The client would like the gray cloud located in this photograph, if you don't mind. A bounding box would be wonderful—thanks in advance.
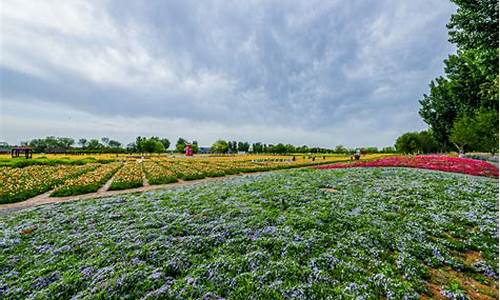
[0,0,456,147]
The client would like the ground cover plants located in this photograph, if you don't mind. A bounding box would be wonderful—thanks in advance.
[318,155,499,178]
[0,167,497,299]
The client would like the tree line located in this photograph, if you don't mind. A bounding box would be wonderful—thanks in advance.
[395,0,498,155]
[15,136,394,155]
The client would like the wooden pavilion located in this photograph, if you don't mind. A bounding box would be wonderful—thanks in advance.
[11,146,33,159]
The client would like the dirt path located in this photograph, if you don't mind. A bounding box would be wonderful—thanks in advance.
[0,170,279,214]
[98,174,115,193]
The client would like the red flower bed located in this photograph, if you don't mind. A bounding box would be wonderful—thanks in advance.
[317,155,499,178]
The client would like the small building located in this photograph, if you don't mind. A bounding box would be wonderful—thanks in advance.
[11,146,33,159]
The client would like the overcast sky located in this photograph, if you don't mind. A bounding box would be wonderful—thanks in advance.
[0,0,456,148]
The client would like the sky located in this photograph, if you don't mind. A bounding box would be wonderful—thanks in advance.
[0,0,456,148]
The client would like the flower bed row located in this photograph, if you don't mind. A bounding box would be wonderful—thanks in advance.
[317,155,499,178]
[143,161,177,184]
[51,162,123,197]
[109,161,144,190]
[0,164,97,204]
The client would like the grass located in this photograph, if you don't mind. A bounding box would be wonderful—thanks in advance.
[0,167,497,299]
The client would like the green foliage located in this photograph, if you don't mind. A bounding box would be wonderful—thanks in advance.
[211,140,229,153]
[176,138,188,153]
[237,141,250,152]
[381,146,395,153]
[136,137,167,154]
[451,109,499,154]
[334,145,348,153]
[418,0,498,150]
[160,138,170,150]
[395,131,439,154]
[27,136,75,152]
[447,0,498,50]
[191,141,199,154]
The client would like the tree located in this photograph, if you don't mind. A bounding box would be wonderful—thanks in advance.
[227,141,238,153]
[211,140,229,153]
[78,138,88,148]
[381,146,395,153]
[101,137,110,146]
[361,147,378,154]
[126,143,137,152]
[395,131,438,154]
[450,115,476,152]
[252,143,263,153]
[395,132,420,154]
[451,109,499,154]
[417,131,439,154]
[87,139,102,149]
[142,138,165,154]
[334,145,347,153]
[447,0,498,51]
[191,141,199,154]
[419,0,498,150]
[237,141,250,152]
[108,140,122,148]
[176,138,188,153]
[135,136,147,154]
[160,138,170,150]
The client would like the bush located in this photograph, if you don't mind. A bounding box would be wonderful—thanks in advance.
[395,131,439,154]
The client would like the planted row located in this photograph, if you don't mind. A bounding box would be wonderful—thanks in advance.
[143,161,177,184]
[0,164,96,204]
[109,161,144,190]
[51,162,122,197]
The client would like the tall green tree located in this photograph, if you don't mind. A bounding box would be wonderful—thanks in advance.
[450,109,499,154]
[160,138,170,150]
[175,138,188,153]
[419,0,498,150]
[211,140,229,153]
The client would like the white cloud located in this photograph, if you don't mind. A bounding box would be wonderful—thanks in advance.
[0,0,456,147]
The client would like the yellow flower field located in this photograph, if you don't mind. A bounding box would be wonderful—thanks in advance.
[143,161,177,184]
[0,164,97,204]
[109,161,144,190]
[0,154,394,202]
[51,162,122,197]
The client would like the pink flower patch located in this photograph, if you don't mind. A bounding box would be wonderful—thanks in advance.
[317,155,499,178]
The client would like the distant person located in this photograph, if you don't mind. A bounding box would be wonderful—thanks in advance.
[354,149,361,160]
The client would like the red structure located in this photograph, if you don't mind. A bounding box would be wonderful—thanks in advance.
[11,146,33,159]
[185,144,193,157]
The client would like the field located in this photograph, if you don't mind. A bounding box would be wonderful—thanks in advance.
[0,167,497,299]
[0,154,391,204]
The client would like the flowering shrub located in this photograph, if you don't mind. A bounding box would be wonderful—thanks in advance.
[51,162,122,197]
[1,168,497,299]
[317,155,499,178]
[109,161,144,190]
